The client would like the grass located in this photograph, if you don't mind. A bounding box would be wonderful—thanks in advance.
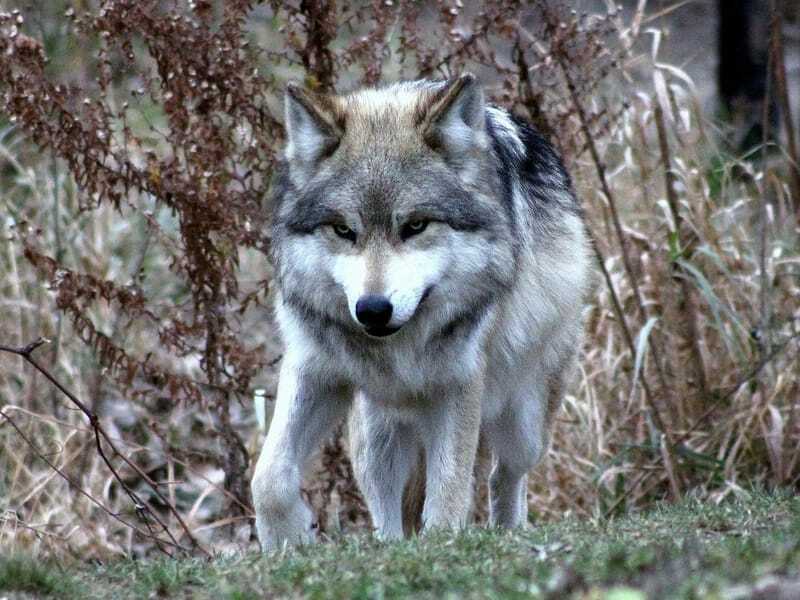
[2,0,799,564]
[0,554,77,598]
[3,491,798,599]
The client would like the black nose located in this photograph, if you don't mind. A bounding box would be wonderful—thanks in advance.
[355,294,393,328]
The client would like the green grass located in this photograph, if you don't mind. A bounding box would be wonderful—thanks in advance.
[3,491,799,599]
[0,554,77,597]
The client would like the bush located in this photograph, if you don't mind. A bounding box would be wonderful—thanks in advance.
[0,1,797,558]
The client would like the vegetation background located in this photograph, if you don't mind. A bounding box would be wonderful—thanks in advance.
[1,0,798,567]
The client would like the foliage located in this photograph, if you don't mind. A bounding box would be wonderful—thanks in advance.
[0,0,798,559]
[3,490,800,599]
[0,553,77,597]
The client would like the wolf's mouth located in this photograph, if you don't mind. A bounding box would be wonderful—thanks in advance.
[364,325,401,338]
[419,285,434,305]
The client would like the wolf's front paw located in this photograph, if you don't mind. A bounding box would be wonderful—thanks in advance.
[254,501,316,551]
[251,466,316,551]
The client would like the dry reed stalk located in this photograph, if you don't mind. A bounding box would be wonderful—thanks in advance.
[660,432,683,500]
[769,1,800,220]
[2,0,799,556]
[758,5,776,370]
[653,103,709,401]
[556,56,679,476]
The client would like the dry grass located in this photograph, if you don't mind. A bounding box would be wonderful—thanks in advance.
[0,1,798,560]
[535,49,800,520]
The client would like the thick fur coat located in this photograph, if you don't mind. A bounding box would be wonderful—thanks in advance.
[251,75,590,550]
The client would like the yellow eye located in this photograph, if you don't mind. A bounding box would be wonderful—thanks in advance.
[402,219,429,240]
[333,224,356,241]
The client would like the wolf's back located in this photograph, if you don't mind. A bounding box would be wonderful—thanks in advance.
[484,106,582,232]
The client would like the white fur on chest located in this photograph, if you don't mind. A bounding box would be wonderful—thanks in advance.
[276,296,489,405]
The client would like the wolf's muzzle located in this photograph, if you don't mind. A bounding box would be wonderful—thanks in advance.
[356,294,400,337]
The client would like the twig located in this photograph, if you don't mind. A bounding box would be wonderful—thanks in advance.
[298,0,337,91]
[555,51,675,441]
[758,1,777,366]
[653,103,708,400]
[0,338,210,557]
[641,0,697,25]
[603,332,799,518]
[419,19,493,79]
[0,511,68,542]
[538,19,684,494]
[513,37,554,140]
[679,332,799,440]
[0,408,184,554]
[769,1,800,220]
[2,403,255,516]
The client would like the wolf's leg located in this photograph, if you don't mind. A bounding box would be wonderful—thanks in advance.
[516,473,529,525]
[418,383,482,531]
[485,405,542,528]
[251,357,350,551]
[484,370,553,529]
[349,394,418,540]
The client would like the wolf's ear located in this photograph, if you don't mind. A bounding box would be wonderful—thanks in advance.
[420,74,485,155]
[284,83,343,164]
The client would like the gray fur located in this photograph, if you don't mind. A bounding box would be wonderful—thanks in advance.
[251,75,590,550]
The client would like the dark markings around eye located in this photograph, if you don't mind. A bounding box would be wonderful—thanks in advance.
[400,219,429,240]
[333,223,357,242]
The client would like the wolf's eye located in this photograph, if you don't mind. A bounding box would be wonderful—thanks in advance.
[332,224,357,242]
[401,220,429,240]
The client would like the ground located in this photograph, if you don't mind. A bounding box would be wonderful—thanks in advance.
[1,490,798,599]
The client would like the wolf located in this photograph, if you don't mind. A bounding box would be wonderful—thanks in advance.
[251,74,590,551]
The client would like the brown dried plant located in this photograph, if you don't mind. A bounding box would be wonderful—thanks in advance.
[0,1,797,558]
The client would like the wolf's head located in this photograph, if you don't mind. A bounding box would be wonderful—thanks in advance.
[271,76,516,340]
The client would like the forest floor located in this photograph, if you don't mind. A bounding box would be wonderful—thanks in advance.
[1,490,799,599]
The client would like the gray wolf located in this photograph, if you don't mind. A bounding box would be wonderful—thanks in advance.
[251,74,590,551]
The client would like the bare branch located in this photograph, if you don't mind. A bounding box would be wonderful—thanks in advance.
[0,338,210,557]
